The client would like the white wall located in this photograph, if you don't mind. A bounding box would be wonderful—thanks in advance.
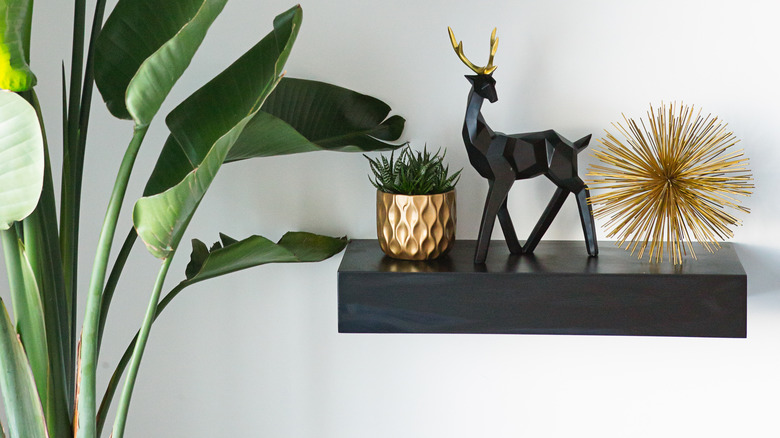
[4,0,780,436]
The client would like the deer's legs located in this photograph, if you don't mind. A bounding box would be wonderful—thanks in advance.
[475,178,514,264]
[497,199,522,254]
[523,186,568,254]
[575,186,599,256]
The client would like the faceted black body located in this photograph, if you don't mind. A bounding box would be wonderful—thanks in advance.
[461,74,598,263]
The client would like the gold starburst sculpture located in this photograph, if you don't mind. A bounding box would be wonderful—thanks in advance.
[587,103,753,264]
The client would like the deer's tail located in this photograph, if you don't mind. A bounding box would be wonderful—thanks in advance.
[573,134,592,153]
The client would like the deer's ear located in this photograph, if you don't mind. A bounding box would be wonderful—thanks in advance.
[465,75,478,84]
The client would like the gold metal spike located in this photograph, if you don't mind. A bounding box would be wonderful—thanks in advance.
[586,103,754,265]
[448,27,498,75]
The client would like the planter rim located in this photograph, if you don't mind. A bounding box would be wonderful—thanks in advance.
[376,188,456,197]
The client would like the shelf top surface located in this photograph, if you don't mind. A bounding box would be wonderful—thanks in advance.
[339,240,746,277]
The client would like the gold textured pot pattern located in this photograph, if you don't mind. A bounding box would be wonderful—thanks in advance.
[376,190,456,260]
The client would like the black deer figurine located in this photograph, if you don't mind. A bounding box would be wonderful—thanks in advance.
[448,27,598,264]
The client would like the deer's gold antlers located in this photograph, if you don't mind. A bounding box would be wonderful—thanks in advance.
[448,27,498,75]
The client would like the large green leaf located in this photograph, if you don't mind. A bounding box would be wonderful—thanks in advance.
[0,298,48,438]
[0,91,43,230]
[184,231,348,283]
[0,0,34,91]
[94,0,227,126]
[95,231,346,434]
[133,6,302,259]
[141,79,405,196]
[226,77,405,162]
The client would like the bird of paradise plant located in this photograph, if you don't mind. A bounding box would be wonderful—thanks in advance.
[0,1,404,437]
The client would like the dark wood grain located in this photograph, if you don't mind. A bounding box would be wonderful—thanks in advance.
[338,240,747,338]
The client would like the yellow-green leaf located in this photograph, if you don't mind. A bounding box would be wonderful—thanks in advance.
[0,0,35,91]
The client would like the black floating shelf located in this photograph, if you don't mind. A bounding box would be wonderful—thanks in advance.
[338,240,746,338]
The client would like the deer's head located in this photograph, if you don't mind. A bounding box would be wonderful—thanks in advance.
[449,27,499,103]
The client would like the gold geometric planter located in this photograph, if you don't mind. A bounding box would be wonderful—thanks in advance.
[376,190,456,260]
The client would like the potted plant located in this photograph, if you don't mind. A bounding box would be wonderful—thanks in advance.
[366,145,461,260]
[0,2,404,437]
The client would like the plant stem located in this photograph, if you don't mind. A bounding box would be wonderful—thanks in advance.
[79,0,107,142]
[2,224,53,427]
[0,228,54,411]
[24,90,73,438]
[96,279,185,436]
[96,279,186,435]
[61,2,87,427]
[98,228,137,350]
[22,208,72,438]
[62,4,108,410]
[68,0,108,405]
[61,0,87,349]
[111,256,174,438]
[1,228,25,322]
[77,125,149,438]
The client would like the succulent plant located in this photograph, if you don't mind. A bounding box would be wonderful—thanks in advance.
[366,145,461,195]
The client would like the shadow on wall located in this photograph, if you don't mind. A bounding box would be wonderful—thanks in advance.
[734,243,780,297]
